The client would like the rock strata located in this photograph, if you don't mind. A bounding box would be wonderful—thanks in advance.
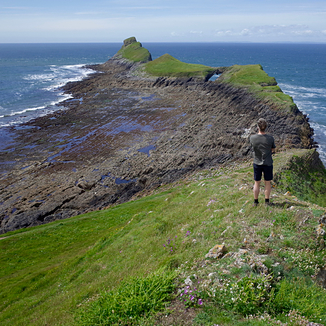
[0,45,314,234]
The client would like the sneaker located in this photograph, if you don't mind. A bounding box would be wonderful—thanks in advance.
[265,201,274,206]
[253,202,259,207]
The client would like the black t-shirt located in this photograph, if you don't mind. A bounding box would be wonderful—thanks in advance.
[250,134,276,166]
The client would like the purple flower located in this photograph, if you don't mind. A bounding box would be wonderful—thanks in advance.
[198,299,203,305]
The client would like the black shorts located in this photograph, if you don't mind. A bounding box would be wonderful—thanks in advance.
[253,164,273,181]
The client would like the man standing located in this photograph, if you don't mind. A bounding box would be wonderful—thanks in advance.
[250,118,276,206]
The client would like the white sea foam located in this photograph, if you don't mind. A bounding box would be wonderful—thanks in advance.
[279,83,326,101]
[0,64,93,127]
[279,82,326,166]
[24,64,95,91]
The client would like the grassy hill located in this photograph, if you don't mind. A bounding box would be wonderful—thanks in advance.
[218,65,299,114]
[144,53,216,80]
[117,37,152,63]
[114,37,216,80]
[1,149,326,325]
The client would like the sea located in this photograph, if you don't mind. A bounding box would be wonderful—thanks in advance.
[0,42,325,164]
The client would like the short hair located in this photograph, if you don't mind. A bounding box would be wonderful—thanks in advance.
[257,118,267,132]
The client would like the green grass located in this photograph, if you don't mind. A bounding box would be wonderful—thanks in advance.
[1,150,326,325]
[274,149,326,206]
[75,269,177,325]
[118,41,152,63]
[218,64,298,112]
[144,53,215,79]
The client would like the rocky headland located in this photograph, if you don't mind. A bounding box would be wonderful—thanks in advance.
[0,37,317,234]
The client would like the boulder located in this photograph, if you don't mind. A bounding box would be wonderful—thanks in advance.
[205,244,227,259]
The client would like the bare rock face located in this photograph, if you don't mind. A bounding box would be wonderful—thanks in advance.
[0,56,314,234]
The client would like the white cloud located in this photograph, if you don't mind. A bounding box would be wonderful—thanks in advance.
[190,30,203,35]
[171,31,185,37]
[1,6,326,42]
[240,29,250,36]
[214,24,323,38]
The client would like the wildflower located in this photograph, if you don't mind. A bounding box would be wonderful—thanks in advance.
[198,298,203,305]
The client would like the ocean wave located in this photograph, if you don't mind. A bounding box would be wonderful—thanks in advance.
[24,64,95,91]
[0,94,73,127]
[279,83,326,99]
[0,64,93,127]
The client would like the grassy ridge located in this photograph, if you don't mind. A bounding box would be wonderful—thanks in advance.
[218,65,298,112]
[144,53,216,79]
[116,37,215,79]
[1,150,326,325]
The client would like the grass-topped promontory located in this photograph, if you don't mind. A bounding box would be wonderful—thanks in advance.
[117,37,152,63]
[218,64,298,113]
[1,149,326,325]
[144,53,216,79]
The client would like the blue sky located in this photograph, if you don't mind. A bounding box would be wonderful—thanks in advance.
[1,0,326,43]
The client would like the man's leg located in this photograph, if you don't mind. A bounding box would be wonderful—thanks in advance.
[253,164,262,205]
[264,180,271,200]
[253,180,261,200]
[263,165,273,205]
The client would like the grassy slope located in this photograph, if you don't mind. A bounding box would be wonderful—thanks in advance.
[218,65,298,113]
[274,149,326,207]
[144,54,216,79]
[118,41,152,63]
[1,150,325,325]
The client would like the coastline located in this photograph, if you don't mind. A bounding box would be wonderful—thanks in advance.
[0,46,316,234]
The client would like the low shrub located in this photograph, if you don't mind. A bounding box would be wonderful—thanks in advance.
[270,278,326,323]
[75,269,177,325]
[214,274,273,316]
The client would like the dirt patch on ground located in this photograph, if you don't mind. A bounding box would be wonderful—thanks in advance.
[155,299,198,325]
